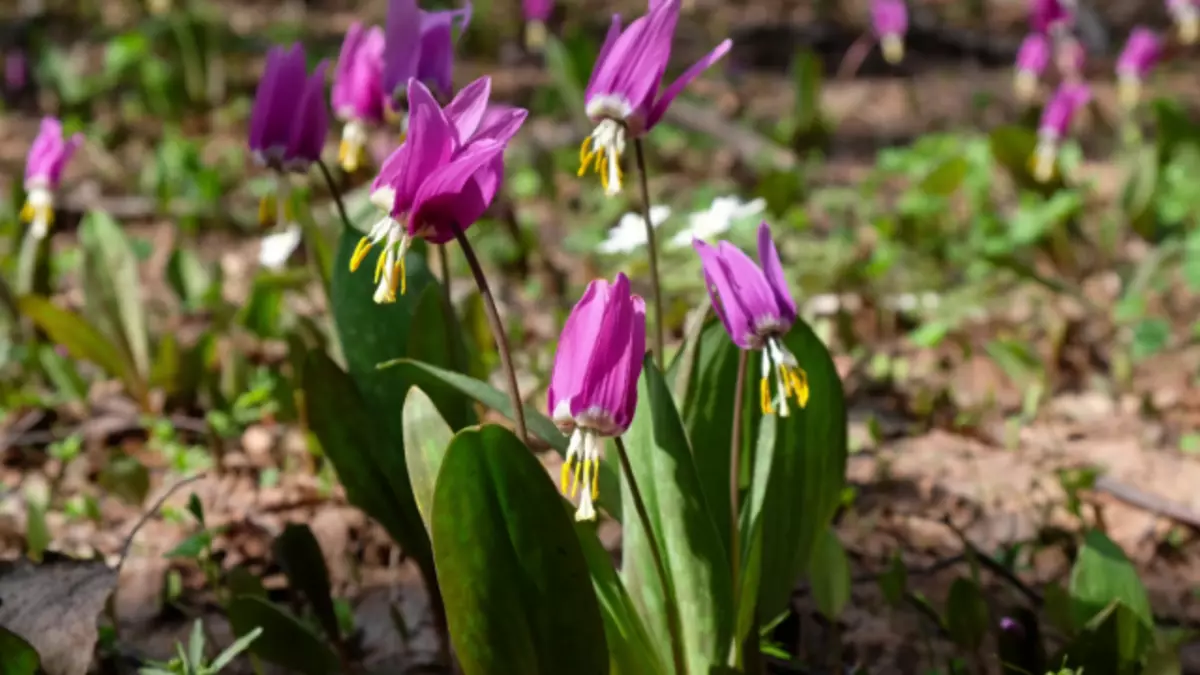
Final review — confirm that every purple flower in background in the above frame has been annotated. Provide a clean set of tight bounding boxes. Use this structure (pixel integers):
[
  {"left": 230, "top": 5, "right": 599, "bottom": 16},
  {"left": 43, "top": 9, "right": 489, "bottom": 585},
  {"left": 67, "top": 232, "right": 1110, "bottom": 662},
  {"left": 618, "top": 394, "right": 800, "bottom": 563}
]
[
  {"left": 523, "top": 0, "right": 552, "bottom": 50},
  {"left": 1030, "top": 0, "right": 1072, "bottom": 34},
  {"left": 548, "top": 273, "right": 646, "bottom": 521},
  {"left": 350, "top": 76, "right": 527, "bottom": 304},
  {"left": 1055, "top": 34, "right": 1086, "bottom": 82},
  {"left": 1168, "top": 0, "right": 1199, "bottom": 44},
  {"left": 1116, "top": 27, "right": 1161, "bottom": 108},
  {"left": 1033, "top": 83, "right": 1090, "bottom": 182},
  {"left": 21, "top": 117, "right": 83, "bottom": 239},
  {"left": 871, "top": 0, "right": 908, "bottom": 65},
  {"left": 579, "top": 0, "right": 731, "bottom": 196},
  {"left": 332, "top": 23, "right": 386, "bottom": 173},
  {"left": 382, "top": 0, "right": 472, "bottom": 112},
  {"left": 4, "top": 50, "right": 27, "bottom": 93},
  {"left": 694, "top": 221, "right": 809, "bottom": 417},
  {"left": 248, "top": 44, "right": 329, "bottom": 228},
  {"left": 1013, "top": 33, "right": 1050, "bottom": 101}
]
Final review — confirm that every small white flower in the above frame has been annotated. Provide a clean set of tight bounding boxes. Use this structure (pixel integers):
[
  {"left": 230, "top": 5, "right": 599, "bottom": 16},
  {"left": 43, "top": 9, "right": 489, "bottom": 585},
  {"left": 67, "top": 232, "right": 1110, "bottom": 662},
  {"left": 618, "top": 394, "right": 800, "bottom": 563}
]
[
  {"left": 596, "top": 205, "right": 671, "bottom": 255},
  {"left": 669, "top": 195, "right": 766, "bottom": 248},
  {"left": 258, "top": 224, "right": 302, "bottom": 270}
]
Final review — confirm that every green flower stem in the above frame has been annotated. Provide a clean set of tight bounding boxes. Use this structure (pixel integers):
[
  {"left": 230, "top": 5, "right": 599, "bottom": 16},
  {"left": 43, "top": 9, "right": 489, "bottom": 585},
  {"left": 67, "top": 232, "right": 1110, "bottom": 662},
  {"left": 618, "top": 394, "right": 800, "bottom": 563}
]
[
  {"left": 613, "top": 435, "right": 689, "bottom": 675},
  {"left": 449, "top": 220, "right": 529, "bottom": 445},
  {"left": 729, "top": 349, "right": 748, "bottom": 619},
  {"left": 633, "top": 138, "right": 666, "bottom": 369},
  {"left": 317, "top": 159, "right": 354, "bottom": 234}
]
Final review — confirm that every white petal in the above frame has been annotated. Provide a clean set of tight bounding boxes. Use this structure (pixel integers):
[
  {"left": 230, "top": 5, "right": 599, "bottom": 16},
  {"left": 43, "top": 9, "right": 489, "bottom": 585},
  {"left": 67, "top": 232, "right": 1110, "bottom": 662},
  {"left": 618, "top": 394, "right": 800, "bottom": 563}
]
[{"left": 258, "top": 225, "right": 303, "bottom": 270}]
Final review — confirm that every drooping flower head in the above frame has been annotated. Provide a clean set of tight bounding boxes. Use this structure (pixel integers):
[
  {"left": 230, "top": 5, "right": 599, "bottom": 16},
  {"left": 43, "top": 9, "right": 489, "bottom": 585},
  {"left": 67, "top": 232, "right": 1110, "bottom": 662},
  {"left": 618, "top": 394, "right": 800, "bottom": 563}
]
[
  {"left": 1030, "top": 0, "right": 1072, "bottom": 35},
  {"left": 548, "top": 273, "right": 646, "bottom": 521},
  {"left": 1013, "top": 33, "right": 1050, "bottom": 102},
  {"left": 1033, "top": 82, "right": 1090, "bottom": 182},
  {"left": 523, "top": 0, "right": 553, "bottom": 50},
  {"left": 248, "top": 43, "right": 329, "bottom": 229},
  {"left": 1054, "top": 34, "right": 1086, "bottom": 82},
  {"left": 349, "top": 76, "right": 527, "bottom": 304},
  {"left": 382, "top": 0, "right": 472, "bottom": 114},
  {"left": 579, "top": 0, "right": 732, "bottom": 196},
  {"left": 21, "top": 117, "right": 83, "bottom": 239},
  {"left": 1168, "top": 0, "right": 1199, "bottom": 44},
  {"left": 694, "top": 222, "right": 809, "bottom": 417},
  {"left": 332, "top": 23, "right": 386, "bottom": 173},
  {"left": 871, "top": 0, "right": 908, "bottom": 65},
  {"left": 1116, "top": 27, "right": 1161, "bottom": 109}
]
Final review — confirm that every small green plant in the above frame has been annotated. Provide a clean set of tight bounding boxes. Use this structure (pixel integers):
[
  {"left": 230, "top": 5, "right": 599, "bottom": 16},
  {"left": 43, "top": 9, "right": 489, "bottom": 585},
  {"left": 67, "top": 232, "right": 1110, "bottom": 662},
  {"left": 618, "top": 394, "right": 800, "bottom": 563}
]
[{"left": 138, "top": 620, "right": 262, "bottom": 675}]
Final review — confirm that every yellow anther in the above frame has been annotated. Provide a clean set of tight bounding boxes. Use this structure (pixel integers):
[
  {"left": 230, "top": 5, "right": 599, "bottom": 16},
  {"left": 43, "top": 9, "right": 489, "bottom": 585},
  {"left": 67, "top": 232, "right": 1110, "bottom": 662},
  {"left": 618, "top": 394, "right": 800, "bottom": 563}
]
[
  {"left": 350, "top": 237, "right": 373, "bottom": 272},
  {"left": 570, "top": 454, "right": 584, "bottom": 498},
  {"left": 589, "top": 457, "right": 600, "bottom": 499},
  {"left": 760, "top": 376, "right": 774, "bottom": 416},
  {"left": 19, "top": 201, "right": 36, "bottom": 224},
  {"left": 373, "top": 248, "right": 388, "bottom": 283},
  {"left": 257, "top": 195, "right": 276, "bottom": 228},
  {"left": 390, "top": 260, "right": 405, "bottom": 298},
  {"left": 560, "top": 458, "right": 572, "bottom": 494},
  {"left": 338, "top": 139, "right": 363, "bottom": 173},
  {"left": 790, "top": 367, "right": 810, "bottom": 409},
  {"left": 881, "top": 34, "right": 905, "bottom": 64},
  {"left": 577, "top": 136, "right": 596, "bottom": 178},
  {"left": 398, "top": 257, "right": 407, "bottom": 295}
]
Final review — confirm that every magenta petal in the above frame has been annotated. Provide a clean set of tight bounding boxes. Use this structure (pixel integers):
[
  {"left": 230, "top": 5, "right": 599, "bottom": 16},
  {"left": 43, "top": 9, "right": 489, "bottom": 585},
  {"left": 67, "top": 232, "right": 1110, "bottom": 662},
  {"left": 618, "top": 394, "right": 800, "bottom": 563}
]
[
  {"left": 616, "top": 294, "right": 647, "bottom": 428},
  {"left": 572, "top": 273, "right": 638, "bottom": 432},
  {"left": 695, "top": 239, "right": 751, "bottom": 348},
  {"left": 584, "top": 15, "right": 623, "bottom": 101},
  {"left": 444, "top": 76, "right": 492, "bottom": 146},
  {"left": 332, "top": 23, "right": 365, "bottom": 113},
  {"left": 756, "top": 221, "right": 797, "bottom": 325},
  {"left": 587, "top": 14, "right": 650, "bottom": 105},
  {"left": 383, "top": 0, "right": 421, "bottom": 98},
  {"left": 416, "top": 21, "right": 455, "bottom": 100},
  {"left": 469, "top": 106, "right": 528, "bottom": 146},
  {"left": 548, "top": 279, "right": 611, "bottom": 424},
  {"left": 287, "top": 60, "right": 330, "bottom": 168},
  {"left": 392, "top": 80, "right": 455, "bottom": 212},
  {"left": 648, "top": 37, "right": 732, "bottom": 129},
  {"left": 409, "top": 141, "right": 506, "bottom": 241}
]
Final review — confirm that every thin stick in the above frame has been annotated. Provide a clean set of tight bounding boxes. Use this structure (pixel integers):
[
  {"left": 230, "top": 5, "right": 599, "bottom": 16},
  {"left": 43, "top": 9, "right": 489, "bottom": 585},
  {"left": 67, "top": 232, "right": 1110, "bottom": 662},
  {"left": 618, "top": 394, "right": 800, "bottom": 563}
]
[
  {"left": 118, "top": 473, "right": 206, "bottom": 574},
  {"left": 836, "top": 32, "right": 875, "bottom": 80},
  {"left": 613, "top": 436, "right": 689, "bottom": 675},
  {"left": 729, "top": 350, "right": 748, "bottom": 599},
  {"left": 633, "top": 138, "right": 666, "bottom": 369},
  {"left": 449, "top": 221, "right": 528, "bottom": 445},
  {"left": 316, "top": 159, "right": 355, "bottom": 232}
]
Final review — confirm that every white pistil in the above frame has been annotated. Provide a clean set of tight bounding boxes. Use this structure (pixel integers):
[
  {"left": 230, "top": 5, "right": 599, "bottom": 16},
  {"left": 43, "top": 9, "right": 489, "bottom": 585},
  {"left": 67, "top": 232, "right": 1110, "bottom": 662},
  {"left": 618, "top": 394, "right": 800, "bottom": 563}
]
[
  {"left": 561, "top": 427, "right": 603, "bottom": 522},
  {"left": 24, "top": 187, "right": 53, "bottom": 240},
  {"left": 766, "top": 339, "right": 792, "bottom": 418},
  {"left": 339, "top": 121, "right": 368, "bottom": 173},
  {"left": 581, "top": 118, "right": 626, "bottom": 197}
]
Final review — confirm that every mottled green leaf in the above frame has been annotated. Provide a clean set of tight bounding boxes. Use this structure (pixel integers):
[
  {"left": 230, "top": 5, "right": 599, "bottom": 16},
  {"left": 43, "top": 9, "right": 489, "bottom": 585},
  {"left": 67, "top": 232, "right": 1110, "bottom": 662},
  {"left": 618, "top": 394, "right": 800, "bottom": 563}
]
[{"left": 401, "top": 386, "right": 454, "bottom": 534}]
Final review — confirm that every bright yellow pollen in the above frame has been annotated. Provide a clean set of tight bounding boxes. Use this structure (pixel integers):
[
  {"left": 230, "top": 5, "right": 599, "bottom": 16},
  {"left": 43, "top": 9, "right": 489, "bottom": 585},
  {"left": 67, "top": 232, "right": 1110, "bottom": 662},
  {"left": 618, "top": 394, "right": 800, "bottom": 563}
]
[
  {"left": 560, "top": 454, "right": 599, "bottom": 501},
  {"left": 781, "top": 365, "right": 809, "bottom": 409},
  {"left": 257, "top": 195, "right": 294, "bottom": 229},
  {"left": 19, "top": 200, "right": 50, "bottom": 226},
  {"left": 350, "top": 236, "right": 374, "bottom": 272},
  {"left": 338, "top": 138, "right": 364, "bottom": 173},
  {"left": 577, "top": 136, "right": 621, "bottom": 193},
  {"left": 760, "top": 377, "right": 775, "bottom": 416}
]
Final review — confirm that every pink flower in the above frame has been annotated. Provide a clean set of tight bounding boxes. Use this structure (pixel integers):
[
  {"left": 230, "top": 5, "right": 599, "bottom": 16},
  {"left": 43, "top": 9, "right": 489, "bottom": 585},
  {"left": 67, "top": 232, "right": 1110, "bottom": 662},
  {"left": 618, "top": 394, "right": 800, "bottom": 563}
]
[
  {"left": 871, "top": 0, "right": 908, "bottom": 64},
  {"left": 21, "top": 117, "right": 83, "bottom": 238},
  {"left": 332, "top": 23, "right": 386, "bottom": 173}
]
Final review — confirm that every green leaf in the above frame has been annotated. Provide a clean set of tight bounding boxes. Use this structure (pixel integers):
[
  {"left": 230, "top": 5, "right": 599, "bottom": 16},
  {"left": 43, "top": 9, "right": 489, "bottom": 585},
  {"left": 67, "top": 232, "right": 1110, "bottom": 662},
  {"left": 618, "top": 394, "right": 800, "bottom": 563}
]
[
  {"left": 378, "top": 357, "right": 622, "bottom": 522},
  {"left": 809, "top": 527, "right": 850, "bottom": 621},
  {"left": 1069, "top": 530, "right": 1153, "bottom": 630},
  {"left": 1057, "top": 601, "right": 1153, "bottom": 675},
  {"left": 989, "top": 125, "right": 1061, "bottom": 195},
  {"left": 919, "top": 156, "right": 969, "bottom": 196},
  {"left": 621, "top": 354, "right": 733, "bottom": 674},
  {"left": 18, "top": 295, "right": 142, "bottom": 397},
  {"left": 401, "top": 386, "right": 455, "bottom": 534},
  {"left": 404, "top": 284, "right": 475, "bottom": 428},
  {"left": 302, "top": 350, "right": 433, "bottom": 583},
  {"left": 432, "top": 425, "right": 608, "bottom": 675},
  {"left": 755, "top": 319, "right": 849, "bottom": 620},
  {"left": 878, "top": 552, "right": 908, "bottom": 608},
  {"left": 79, "top": 211, "right": 151, "bottom": 381},
  {"left": 574, "top": 521, "right": 669, "bottom": 675},
  {"left": 272, "top": 523, "right": 340, "bottom": 645},
  {"left": 165, "top": 247, "right": 215, "bottom": 311},
  {"left": 945, "top": 578, "right": 990, "bottom": 650},
  {"left": 0, "top": 626, "right": 41, "bottom": 675},
  {"left": 226, "top": 596, "right": 339, "bottom": 675},
  {"left": 226, "top": 566, "right": 268, "bottom": 600}
]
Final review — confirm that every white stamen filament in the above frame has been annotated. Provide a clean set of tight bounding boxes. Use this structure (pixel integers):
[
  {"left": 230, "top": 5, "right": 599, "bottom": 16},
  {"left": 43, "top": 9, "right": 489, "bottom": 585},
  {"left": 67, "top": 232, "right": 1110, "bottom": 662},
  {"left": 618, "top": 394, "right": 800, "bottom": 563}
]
[
  {"left": 766, "top": 339, "right": 791, "bottom": 418},
  {"left": 340, "top": 121, "right": 368, "bottom": 172},
  {"left": 25, "top": 187, "right": 53, "bottom": 239},
  {"left": 561, "top": 428, "right": 603, "bottom": 521},
  {"left": 589, "top": 119, "right": 626, "bottom": 197}
]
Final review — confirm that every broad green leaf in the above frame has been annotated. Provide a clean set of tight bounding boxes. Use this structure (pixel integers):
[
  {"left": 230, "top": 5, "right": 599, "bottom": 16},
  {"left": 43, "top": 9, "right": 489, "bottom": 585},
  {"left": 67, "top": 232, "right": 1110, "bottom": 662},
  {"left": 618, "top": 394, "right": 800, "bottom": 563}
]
[
  {"left": 756, "top": 319, "right": 848, "bottom": 620},
  {"left": 303, "top": 350, "right": 434, "bottom": 584},
  {"left": 401, "top": 386, "right": 454, "bottom": 534},
  {"left": 379, "top": 357, "right": 622, "bottom": 522},
  {"left": 0, "top": 626, "right": 40, "bottom": 675},
  {"left": 432, "top": 425, "right": 608, "bottom": 675},
  {"left": 622, "top": 354, "right": 733, "bottom": 675},
  {"left": 989, "top": 125, "right": 1060, "bottom": 195},
  {"left": 79, "top": 211, "right": 151, "bottom": 380},
  {"left": 1057, "top": 601, "right": 1153, "bottom": 675},
  {"left": 272, "top": 523, "right": 340, "bottom": 645},
  {"left": 809, "top": 528, "right": 850, "bottom": 621},
  {"left": 226, "top": 566, "right": 268, "bottom": 600},
  {"left": 945, "top": 578, "right": 990, "bottom": 650},
  {"left": 226, "top": 596, "right": 339, "bottom": 675},
  {"left": 18, "top": 296, "right": 142, "bottom": 398},
  {"left": 1069, "top": 530, "right": 1152, "bottom": 629},
  {"left": 405, "top": 284, "right": 475, "bottom": 427},
  {"left": 575, "top": 521, "right": 669, "bottom": 675},
  {"left": 878, "top": 552, "right": 908, "bottom": 608},
  {"left": 919, "top": 156, "right": 969, "bottom": 196}
]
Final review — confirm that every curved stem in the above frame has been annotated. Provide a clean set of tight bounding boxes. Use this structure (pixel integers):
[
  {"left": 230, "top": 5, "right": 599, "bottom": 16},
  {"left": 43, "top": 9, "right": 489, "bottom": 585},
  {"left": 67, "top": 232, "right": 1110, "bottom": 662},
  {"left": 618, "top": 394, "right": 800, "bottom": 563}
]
[
  {"left": 317, "top": 159, "right": 354, "bottom": 233},
  {"left": 613, "top": 436, "right": 689, "bottom": 675},
  {"left": 633, "top": 138, "right": 666, "bottom": 369},
  {"left": 449, "top": 221, "right": 529, "bottom": 445},
  {"left": 729, "top": 349, "right": 748, "bottom": 606}
]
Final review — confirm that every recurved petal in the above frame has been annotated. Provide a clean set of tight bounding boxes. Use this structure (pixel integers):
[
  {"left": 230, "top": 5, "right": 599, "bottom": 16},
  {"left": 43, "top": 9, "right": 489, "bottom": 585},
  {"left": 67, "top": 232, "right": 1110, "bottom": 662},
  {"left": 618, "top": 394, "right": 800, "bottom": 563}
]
[
  {"left": 615, "top": 293, "right": 647, "bottom": 429},
  {"left": 392, "top": 79, "right": 456, "bottom": 211},
  {"left": 647, "top": 37, "right": 732, "bottom": 129},
  {"left": 25, "top": 117, "right": 61, "bottom": 182},
  {"left": 416, "top": 21, "right": 455, "bottom": 100},
  {"left": 443, "top": 76, "right": 492, "bottom": 146},
  {"left": 586, "top": 14, "right": 649, "bottom": 103},
  {"left": 383, "top": 0, "right": 421, "bottom": 98},
  {"left": 584, "top": 15, "right": 623, "bottom": 102},
  {"left": 332, "top": 23, "right": 366, "bottom": 111},
  {"left": 693, "top": 239, "right": 752, "bottom": 348},
  {"left": 571, "top": 273, "right": 639, "bottom": 433},
  {"left": 756, "top": 221, "right": 796, "bottom": 325},
  {"left": 549, "top": 278, "right": 611, "bottom": 425},
  {"left": 469, "top": 105, "right": 528, "bottom": 146}
]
